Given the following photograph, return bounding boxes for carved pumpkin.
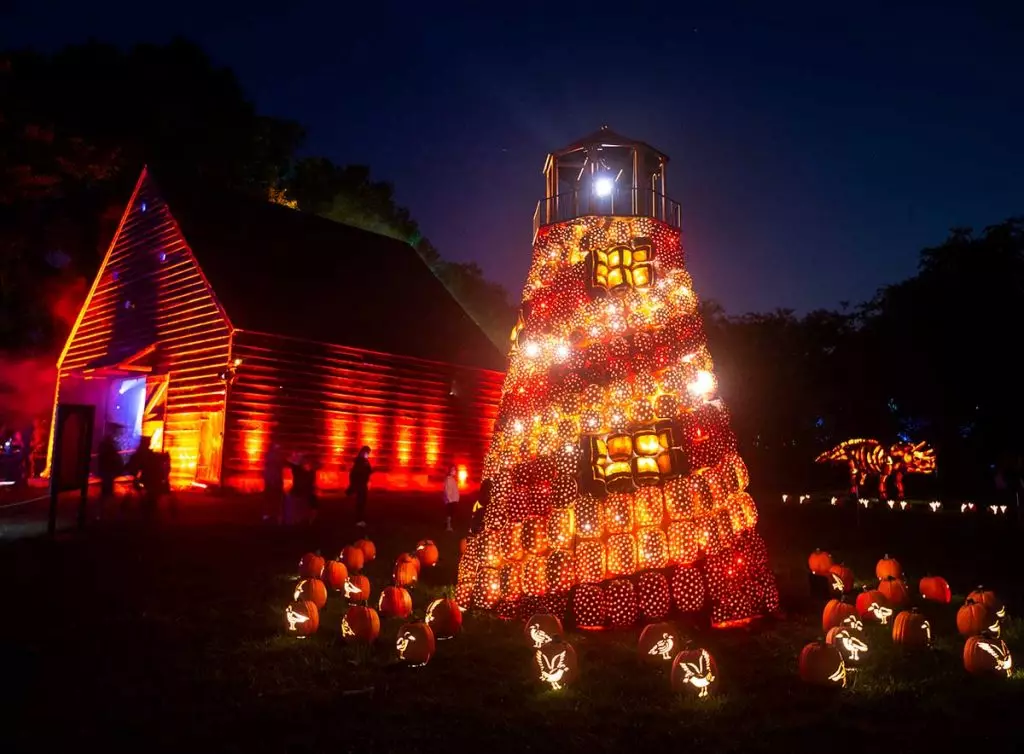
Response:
[525,613,564,648]
[354,538,376,563]
[808,549,833,576]
[638,622,681,664]
[425,598,463,639]
[293,578,327,609]
[344,574,371,602]
[299,552,325,579]
[637,571,671,620]
[341,605,380,643]
[573,584,606,630]
[956,599,992,637]
[856,587,893,624]
[378,586,413,618]
[967,586,1006,619]
[459,537,468,555]
[394,553,420,587]
[826,623,868,664]
[963,635,1013,677]
[396,622,436,666]
[822,598,857,632]
[323,560,349,591]
[878,576,908,607]
[828,564,854,594]
[875,554,902,580]
[798,642,847,687]
[342,545,365,572]
[670,648,718,698]
[416,539,440,567]
[892,608,932,647]
[535,639,578,690]
[919,575,951,604]
[285,600,319,637]
[602,579,638,629]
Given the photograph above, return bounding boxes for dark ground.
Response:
[1,486,1022,753]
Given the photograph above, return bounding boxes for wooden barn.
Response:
[46,167,506,492]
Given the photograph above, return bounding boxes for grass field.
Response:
[2,490,1022,752]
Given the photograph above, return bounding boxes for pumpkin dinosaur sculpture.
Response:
[815,438,936,500]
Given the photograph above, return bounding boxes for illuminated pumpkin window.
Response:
[592,243,654,293]
[586,424,683,493]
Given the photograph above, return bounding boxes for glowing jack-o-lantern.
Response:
[822,598,857,632]
[285,600,319,637]
[323,560,349,591]
[670,648,718,698]
[591,243,654,294]
[799,642,847,688]
[353,538,376,562]
[875,554,902,580]
[341,605,380,643]
[379,586,413,619]
[826,621,868,664]
[637,570,671,620]
[957,599,992,637]
[535,639,578,690]
[856,587,892,624]
[638,622,681,664]
[828,564,854,594]
[808,549,833,576]
[878,576,908,608]
[344,574,371,602]
[425,598,463,639]
[395,553,420,588]
[525,613,564,648]
[293,578,328,609]
[967,586,1006,620]
[396,622,436,666]
[919,575,951,604]
[299,552,325,579]
[964,635,1013,677]
[892,608,932,647]
[342,545,365,572]
[416,540,439,567]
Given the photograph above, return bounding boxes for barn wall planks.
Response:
[52,169,231,487]
[224,330,504,491]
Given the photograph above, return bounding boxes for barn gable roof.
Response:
[147,170,506,372]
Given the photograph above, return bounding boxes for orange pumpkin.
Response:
[344,574,371,602]
[396,622,436,666]
[354,538,376,563]
[299,552,325,579]
[285,600,319,637]
[892,608,932,646]
[341,605,380,642]
[395,553,420,587]
[878,576,908,607]
[525,613,564,648]
[828,563,854,593]
[826,623,868,664]
[822,598,857,632]
[639,622,681,665]
[967,586,1006,619]
[956,599,992,637]
[875,554,902,580]
[378,586,413,618]
[425,598,463,639]
[459,537,468,555]
[856,587,893,624]
[416,539,440,567]
[293,578,328,609]
[963,635,1013,677]
[323,560,349,591]
[342,545,365,572]
[919,575,951,604]
[670,648,718,698]
[798,642,846,687]
[808,549,833,576]
[535,639,578,690]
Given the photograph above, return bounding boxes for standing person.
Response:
[125,436,161,518]
[97,434,122,520]
[347,445,372,527]
[284,452,319,525]
[443,465,460,532]
[262,442,284,523]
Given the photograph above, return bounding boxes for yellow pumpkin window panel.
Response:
[592,243,655,293]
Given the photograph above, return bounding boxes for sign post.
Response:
[48,404,95,537]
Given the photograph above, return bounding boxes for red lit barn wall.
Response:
[224,330,504,492]
[52,171,231,487]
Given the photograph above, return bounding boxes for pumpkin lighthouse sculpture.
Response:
[455,128,778,627]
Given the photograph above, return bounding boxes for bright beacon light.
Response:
[594,175,614,197]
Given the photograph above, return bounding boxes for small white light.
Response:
[554,343,570,361]
[687,370,715,397]
[594,175,614,197]
[830,496,838,506]
[523,342,540,358]
[512,420,524,433]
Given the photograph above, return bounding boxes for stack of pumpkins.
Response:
[284,537,461,668]
[803,549,1012,687]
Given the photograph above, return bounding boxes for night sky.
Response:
[4,2,1023,315]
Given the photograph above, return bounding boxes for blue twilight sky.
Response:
[3,1,1023,315]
